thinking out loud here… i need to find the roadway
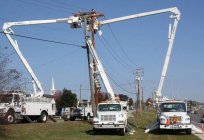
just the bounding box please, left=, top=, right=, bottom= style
left=189, top=106, right=204, bottom=140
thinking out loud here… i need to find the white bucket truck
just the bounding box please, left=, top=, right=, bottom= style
left=158, top=100, right=192, bottom=134
left=85, top=38, right=128, bottom=135
left=93, top=101, right=128, bottom=135
left=0, top=91, right=56, bottom=123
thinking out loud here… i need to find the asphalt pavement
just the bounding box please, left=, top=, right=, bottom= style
left=189, top=108, right=204, bottom=140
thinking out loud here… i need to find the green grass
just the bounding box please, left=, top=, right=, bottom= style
left=0, top=110, right=200, bottom=140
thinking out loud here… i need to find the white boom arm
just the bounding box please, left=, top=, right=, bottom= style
left=2, top=16, right=81, bottom=30
left=98, top=7, right=180, bottom=99
left=157, top=16, right=179, bottom=98
left=86, top=37, right=115, bottom=101
left=99, top=7, right=180, bottom=25
left=4, top=33, right=44, bottom=97
left=2, top=17, right=81, bottom=97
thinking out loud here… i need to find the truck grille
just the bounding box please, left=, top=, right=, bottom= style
left=169, top=116, right=181, bottom=124
left=101, top=115, right=116, bottom=121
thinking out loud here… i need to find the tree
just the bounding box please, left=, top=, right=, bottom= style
left=128, top=98, right=134, bottom=107
left=60, top=88, right=77, bottom=108
left=145, top=98, right=153, bottom=109
left=98, top=92, right=109, bottom=102
left=0, top=47, right=23, bottom=91
left=55, top=88, right=77, bottom=115
left=118, top=94, right=128, bottom=101
left=53, top=91, right=63, bottom=115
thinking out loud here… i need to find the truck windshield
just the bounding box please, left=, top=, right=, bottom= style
left=98, top=104, right=121, bottom=111
left=161, top=103, right=186, bottom=112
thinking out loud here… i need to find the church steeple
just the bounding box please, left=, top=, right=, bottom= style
left=51, top=76, right=56, bottom=95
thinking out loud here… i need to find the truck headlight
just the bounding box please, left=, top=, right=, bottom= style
left=185, top=117, right=190, bottom=123
left=118, top=120, right=124, bottom=123
left=93, top=118, right=99, bottom=123
left=93, top=121, right=99, bottom=123
left=160, top=117, right=167, bottom=124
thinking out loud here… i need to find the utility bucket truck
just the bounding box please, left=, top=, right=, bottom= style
left=1, top=13, right=87, bottom=124
left=94, top=5, right=192, bottom=135
left=2, top=20, right=60, bottom=123
left=93, top=101, right=128, bottom=135
left=62, top=100, right=93, bottom=121
left=0, top=91, right=56, bottom=124
left=85, top=38, right=128, bottom=135
left=77, top=7, right=182, bottom=135
left=158, top=100, right=192, bottom=134
left=78, top=100, right=93, bottom=120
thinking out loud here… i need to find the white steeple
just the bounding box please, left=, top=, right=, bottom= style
left=51, top=76, right=56, bottom=95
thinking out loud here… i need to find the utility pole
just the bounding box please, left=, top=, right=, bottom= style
left=80, top=84, right=82, bottom=103
left=134, top=68, right=144, bottom=115
left=75, top=10, right=104, bottom=117
left=141, top=87, right=144, bottom=110
left=91, top=10, right=99, bottom=108
left=84, top=17, right=96, bottom=117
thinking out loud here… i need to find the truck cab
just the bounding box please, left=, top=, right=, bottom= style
left=158, top=100, right=192, bottom=134
left=93, top=101, right=128, bottom=135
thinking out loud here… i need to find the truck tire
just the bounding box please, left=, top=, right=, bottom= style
left=120, top=127, right=125, bottom=136
left=39, top=111, right=47, bottom=123
left=63, top=116, right=68, bottom=121
left=70, top=116, right=76, bottom=121
left=93, top=128, right=99, bottom=134
left=185, top=128, right=192, bottom=135
left=84, top=114, right=90, bottom=120
left=87, top=113, right=90, bottom=120
left=159, top=129, right=164, bottom=134
left=5, top=110, right=15, bottom=124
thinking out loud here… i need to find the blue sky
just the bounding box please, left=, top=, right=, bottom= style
left=0, top=0, right=204, bottom=102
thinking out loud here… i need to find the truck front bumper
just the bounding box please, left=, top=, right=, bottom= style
left=160, top=124, right=192, bottom=130
left=93, top=123, right=125, bottom=129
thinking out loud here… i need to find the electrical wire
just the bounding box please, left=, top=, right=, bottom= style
left=57, top=1, right=89, bottom=11
left=37, top=0, right=88, bottom=12
left=34, top=0, right=73, bottom=13
left=96, top=35, right=136, bottom=94
left=107, top=23, right=139, bottom=67
left=18, top=0, right=71, bottom=14
left=102, top=16, right=140, bottom=68
left=18, top=0, right=89, bottom=15
left=34, top=49, right=80, bottom=70
left=0, top=31, right=84, bottom=48
left=97, top=35, right=131, bottom=70
left=105, top=72, right=135, bottom=94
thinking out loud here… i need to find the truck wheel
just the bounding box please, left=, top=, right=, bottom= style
left=39, top=112, right=47, bottom=123
left=5, top=110, right=15, bottom=124
left=93, top=128, right=99, bottom=134
left=70, top=117, right=76, bottom=121
left=186, top=128, right=192, bottom=135
left=63, top=116, right=68, bottom=121
left=159, top=129, right=164, bottom=134
left=87, top=114, right=90, bottom=120
left=120, top=127, right=125, bottom=136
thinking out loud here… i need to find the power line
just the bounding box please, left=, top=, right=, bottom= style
left=34, top=49, right=80, bottom=70
left=106, top=72, right=135, bottom=94
left=38, top=0, right=88, bottom=12
left=54, top=1, right=89, bottom=11
left=17, top=0, right=71, bottom=14
left=0, top=31, right=84, bottom=48
left=107, top=23, right=139, bottom=67
left=97, top=35, right=131, bottom=70
left=34, top=0, right=73, bottom=13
